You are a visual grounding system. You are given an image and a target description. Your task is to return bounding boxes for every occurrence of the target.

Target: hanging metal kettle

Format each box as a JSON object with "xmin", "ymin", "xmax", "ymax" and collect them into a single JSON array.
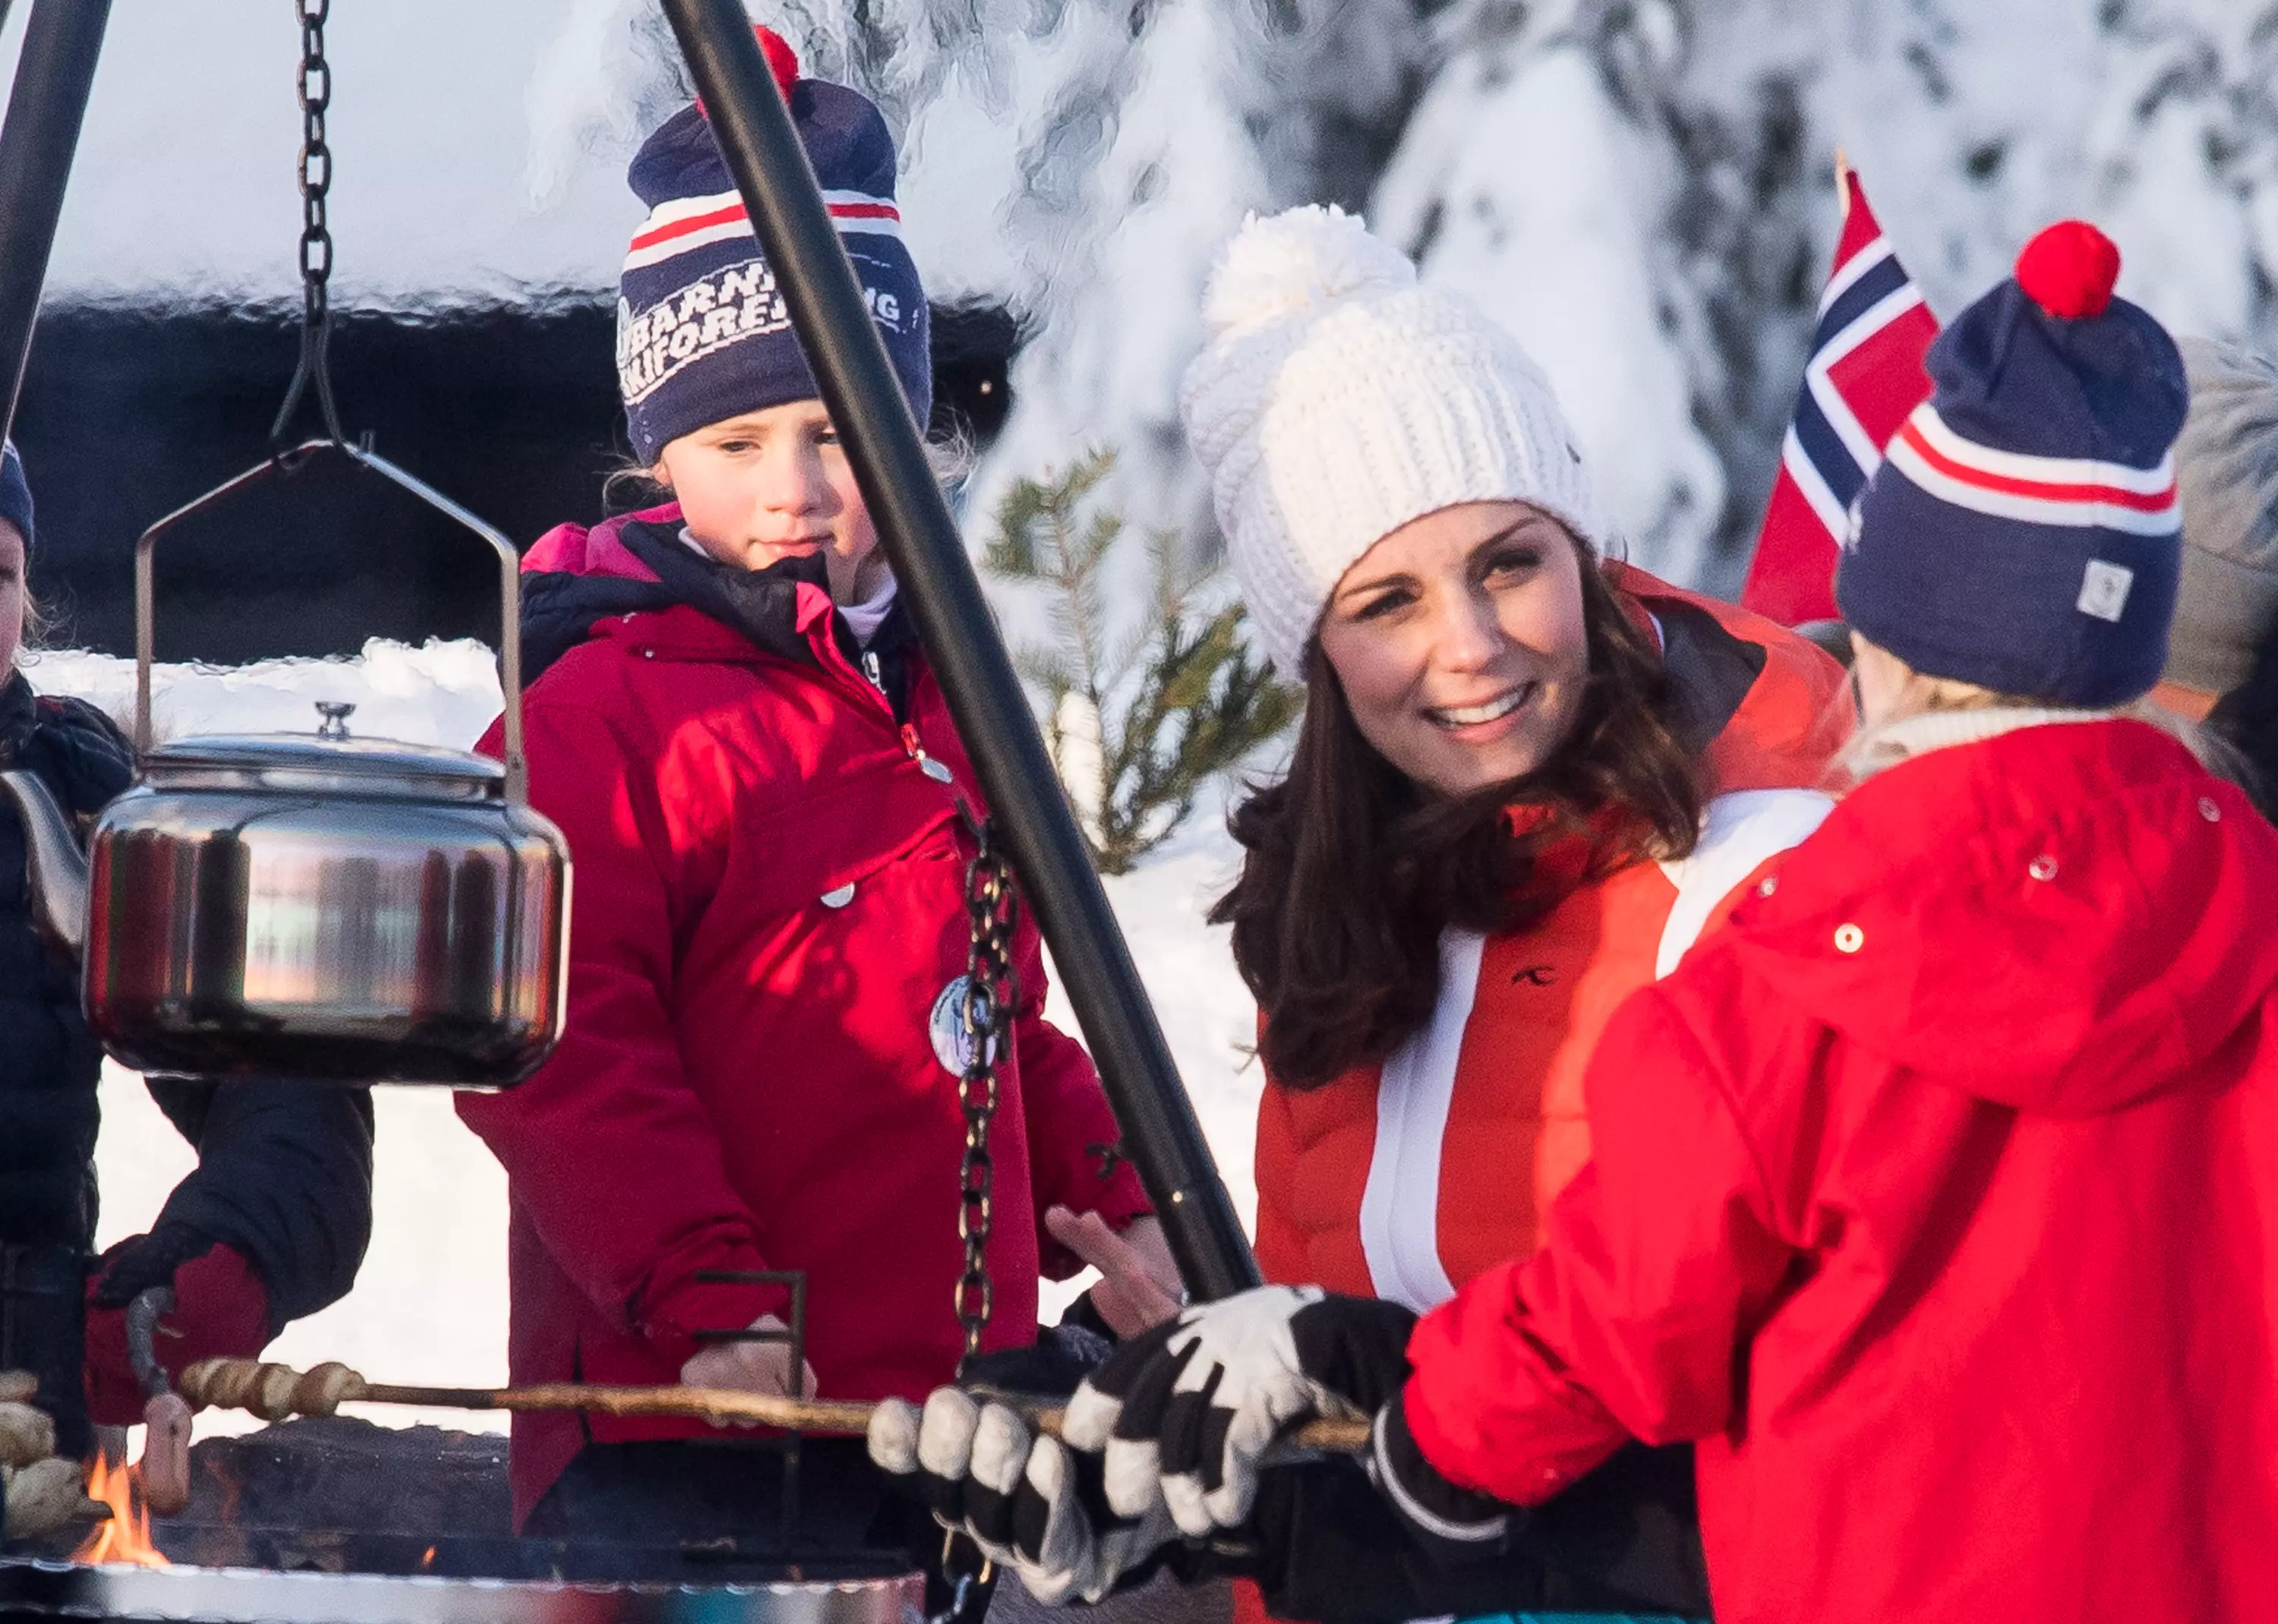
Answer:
[{"xmin": 0, "ymin": 444, "xmax": 569, "ymax": 1087}]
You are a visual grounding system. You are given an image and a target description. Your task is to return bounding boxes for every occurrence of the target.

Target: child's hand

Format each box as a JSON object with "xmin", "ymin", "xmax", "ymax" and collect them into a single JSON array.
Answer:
[
  {"xmin": 678, "ymin": 1316, "xmax": 819, "ymax": 1414},
  {"xmin": 1045, "ymin": 1207, "xmax": 1183, "ymax": 1337}
]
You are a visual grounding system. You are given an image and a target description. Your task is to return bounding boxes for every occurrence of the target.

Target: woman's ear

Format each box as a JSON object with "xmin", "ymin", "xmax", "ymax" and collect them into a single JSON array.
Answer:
[{"xmin": 648, "ymin": 457, "xmax": 674, "ymax": 491}]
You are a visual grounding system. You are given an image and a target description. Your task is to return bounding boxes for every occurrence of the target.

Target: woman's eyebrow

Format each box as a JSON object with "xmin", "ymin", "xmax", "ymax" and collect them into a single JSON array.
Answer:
[
  {"xmin": 1472, "ymin": 517, "xmax": 1546, "ymax": 556},
  {"xmin": 1333, "ymin": 569, "xmax": 1414, "ymax": 605}
]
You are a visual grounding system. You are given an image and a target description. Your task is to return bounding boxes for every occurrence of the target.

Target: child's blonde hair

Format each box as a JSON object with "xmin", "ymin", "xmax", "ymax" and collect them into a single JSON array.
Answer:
[{"xmin": 1841, "ymin": 645, "xmax": 2251, "ymax": 790}]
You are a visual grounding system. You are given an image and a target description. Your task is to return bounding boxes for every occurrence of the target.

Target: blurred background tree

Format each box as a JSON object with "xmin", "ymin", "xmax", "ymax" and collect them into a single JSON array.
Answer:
[{"xmin": 986, "ymin": 449, "xmax": 1297, "ymax": 874}]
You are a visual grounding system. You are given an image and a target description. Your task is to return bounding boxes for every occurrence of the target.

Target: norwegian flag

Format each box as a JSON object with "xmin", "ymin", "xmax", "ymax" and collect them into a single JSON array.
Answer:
[{"xmin": 1740, "ymin": 159, "xmax": 1941, "ymax": 625}]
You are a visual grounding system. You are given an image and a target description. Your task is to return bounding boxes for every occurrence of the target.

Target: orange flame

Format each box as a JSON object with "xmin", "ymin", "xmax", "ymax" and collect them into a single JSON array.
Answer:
[{"xmin": 71, "ymin": 1453, "xmax": 172, "ymax": 1569}]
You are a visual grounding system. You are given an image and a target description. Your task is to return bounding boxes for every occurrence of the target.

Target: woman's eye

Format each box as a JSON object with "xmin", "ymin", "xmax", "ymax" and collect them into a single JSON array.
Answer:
[
  {"xmin": 1484, "ymin": 544, "xmax": 1543, "ymax": 580},
  {"xmin": 815, "ymin": 427, "xmax": 842, "ymax": 448},
  {"xmin": 715, "ymin": 439, "xmax": 757, "ymax": 456},
  {"xmin": 1350, "ymin": 588, "xmax": 1413, "ymax": 621}
]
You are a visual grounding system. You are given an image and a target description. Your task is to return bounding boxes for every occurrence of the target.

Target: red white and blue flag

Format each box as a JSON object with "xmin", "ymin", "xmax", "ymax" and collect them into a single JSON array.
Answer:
[{"xmin": 1740, "ymin": 159, "xmax": 1940, "ymax": 626}]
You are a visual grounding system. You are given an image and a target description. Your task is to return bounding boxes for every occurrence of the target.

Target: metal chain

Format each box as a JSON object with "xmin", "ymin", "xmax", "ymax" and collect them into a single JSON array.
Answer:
[
  {"xmin": 954, "ymin": 819, "xmax": 1020, "ymax": 1371},
  {"xmin": 270, "ymin": 0, "xmax": 345, "ymax": 449}
]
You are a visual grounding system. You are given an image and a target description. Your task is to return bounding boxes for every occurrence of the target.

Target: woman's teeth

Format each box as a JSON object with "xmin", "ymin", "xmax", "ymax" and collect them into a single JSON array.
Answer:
[{"xmin": 1428, "ymin": 687, "xmax": 1527, "ymax": 728}]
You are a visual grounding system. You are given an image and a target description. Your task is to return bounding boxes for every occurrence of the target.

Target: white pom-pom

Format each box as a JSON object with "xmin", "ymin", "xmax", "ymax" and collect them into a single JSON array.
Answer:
[{"xmin": 1202, "ymin": 204, "xmax": 1415, "ymax": 341}]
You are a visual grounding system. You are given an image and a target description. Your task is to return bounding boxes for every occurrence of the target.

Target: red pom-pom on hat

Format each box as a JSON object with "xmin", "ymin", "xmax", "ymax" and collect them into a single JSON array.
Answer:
[
  {"xmin": 696, "ymin": 24, "xmax": 799, "ymax": 118},
  {"xmin": 2015, "ymin": 220, "xmax": 2120, "ymax": 320},
  {"xmin": 754, "ymin": 25, "xmax": 800, "ymax": 100}
]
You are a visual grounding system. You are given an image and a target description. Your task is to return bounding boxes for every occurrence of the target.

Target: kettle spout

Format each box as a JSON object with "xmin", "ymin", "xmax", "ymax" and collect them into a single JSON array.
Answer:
[{"xmin": 0, "ymin": 768, "xmax": 90, "ymax": 960}]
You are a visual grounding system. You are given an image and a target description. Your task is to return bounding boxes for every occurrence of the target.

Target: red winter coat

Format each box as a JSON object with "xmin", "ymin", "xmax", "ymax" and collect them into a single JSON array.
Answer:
[
  {"xmin": 457, "ymin": 507, "xmax": 1149, "ymax": 1522},
  {"xmin": 1403, "ymin": 717, "xmax": 2278, "ymax": 1624}
]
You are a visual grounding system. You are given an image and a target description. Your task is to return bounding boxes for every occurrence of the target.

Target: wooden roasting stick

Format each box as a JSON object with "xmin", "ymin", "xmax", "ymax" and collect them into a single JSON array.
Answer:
[{"xmin": 178, "ymin": 1357, "xmax": 1373, "ymax": 1456}]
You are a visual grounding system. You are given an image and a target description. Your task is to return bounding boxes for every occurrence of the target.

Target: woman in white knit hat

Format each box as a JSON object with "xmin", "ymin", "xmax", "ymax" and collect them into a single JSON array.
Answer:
[
  {"xmin": 1196, "ymin": 204, "xmax": 1844, "ymax": 1356},
  {"xmin": 872, "ymin": 205, "xmax": 1845, "ymax": 1617}
]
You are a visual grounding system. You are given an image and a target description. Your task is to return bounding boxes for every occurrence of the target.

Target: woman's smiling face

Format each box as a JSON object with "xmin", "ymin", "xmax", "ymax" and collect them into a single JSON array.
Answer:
[{"xmin": 1314, "ymin": 501, "xmax": 1592, "ymax": 798}]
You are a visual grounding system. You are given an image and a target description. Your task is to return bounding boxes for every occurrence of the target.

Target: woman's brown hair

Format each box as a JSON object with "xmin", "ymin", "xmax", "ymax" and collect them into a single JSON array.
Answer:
[{"xmin": 1212, "ymin": 547, "xmax": 1704, "ymax": 1089}]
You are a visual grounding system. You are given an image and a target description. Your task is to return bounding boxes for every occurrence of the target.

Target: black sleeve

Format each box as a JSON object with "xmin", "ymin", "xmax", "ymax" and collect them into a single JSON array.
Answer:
[
  {"xmin": 139, "ymin": 1079, "xmax": 377, "ymax": 1330},
  {"xmin": 1178, "ymin": 1445, "xmax": 1709, "ymax": 1624}
]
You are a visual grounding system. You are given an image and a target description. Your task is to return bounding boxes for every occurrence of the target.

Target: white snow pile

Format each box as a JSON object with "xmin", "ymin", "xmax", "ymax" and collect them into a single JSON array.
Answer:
[{"xmin": 35, "ymin": 641, "xmax": 1263, "ymax": 1440}]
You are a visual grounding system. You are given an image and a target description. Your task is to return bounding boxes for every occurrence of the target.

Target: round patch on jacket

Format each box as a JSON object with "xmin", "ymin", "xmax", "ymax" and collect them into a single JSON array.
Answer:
[{"xmin": 929, "ymin": 976, "xmax": 1001, "ymax": 1077}]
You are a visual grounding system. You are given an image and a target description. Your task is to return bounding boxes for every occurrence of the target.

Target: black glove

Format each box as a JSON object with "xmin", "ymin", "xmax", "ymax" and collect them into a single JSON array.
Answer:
[
  {"xmin": 1365, "ymin": 1395, "xmax": 1511, "ymax": 1562},
  {"xmin": 1061, "ymin": 1285, "xmax": 1418, "ymax": 1536},
  {"xmin": 1191, "ymin": 1445, "xmax": 1709, "ymax": 1624}
]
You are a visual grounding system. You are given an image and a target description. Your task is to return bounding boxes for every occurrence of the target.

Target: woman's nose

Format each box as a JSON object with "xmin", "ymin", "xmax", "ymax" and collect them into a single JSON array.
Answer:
[{"xmin": 1430, "ymin": 588, "xmax": 1506, "ymax": 671}]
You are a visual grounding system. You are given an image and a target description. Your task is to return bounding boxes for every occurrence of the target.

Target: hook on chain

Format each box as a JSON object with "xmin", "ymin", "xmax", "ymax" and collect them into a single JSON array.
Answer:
[{"xmin": 270, "ymin": 0, "xmax": 346, "ymax": 460}]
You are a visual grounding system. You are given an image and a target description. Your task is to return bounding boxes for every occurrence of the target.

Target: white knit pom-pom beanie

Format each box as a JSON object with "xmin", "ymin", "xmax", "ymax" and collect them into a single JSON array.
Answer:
[{"xmin": 1181, "ymin": 204, "xmax": 1610, "ymax": 676}]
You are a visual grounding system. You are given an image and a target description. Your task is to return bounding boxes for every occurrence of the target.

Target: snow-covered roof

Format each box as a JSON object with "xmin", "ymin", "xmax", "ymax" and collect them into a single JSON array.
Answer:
[{"xmin": 11, "ymin": 1, "xmax": 629, "ymax": 306}]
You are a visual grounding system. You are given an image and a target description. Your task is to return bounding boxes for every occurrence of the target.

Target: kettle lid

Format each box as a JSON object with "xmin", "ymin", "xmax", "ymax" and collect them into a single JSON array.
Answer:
[{"xmin": 144, "ymin": 733, "xmax": 504, "ymax": 796}]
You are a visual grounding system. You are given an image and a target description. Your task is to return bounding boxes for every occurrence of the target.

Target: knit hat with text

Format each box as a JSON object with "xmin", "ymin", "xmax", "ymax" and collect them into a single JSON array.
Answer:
[
  {"xmin": 616, "ymin": 27, "xmax": 929, "ymax": 464},
  {"xmin": 1180, "ymin": 205, "xmax": 1610, "ymax": 676},
  {"xmin": 1837, "ymin": 220, "xmax": 2188, "ymax": 707},
  {"xmin": 0, "ymin": 442, "xmax": 32, "ymax": 553}
]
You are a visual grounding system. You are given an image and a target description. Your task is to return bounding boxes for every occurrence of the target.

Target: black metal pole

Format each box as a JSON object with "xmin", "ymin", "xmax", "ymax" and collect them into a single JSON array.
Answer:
[
  {"xmin": 0, "ymin": 0, "xmax": 113, "ymax": 446},
  {"xmin": 658, "ymin": 0, "xmax": 1259, "ymax": 1302}
]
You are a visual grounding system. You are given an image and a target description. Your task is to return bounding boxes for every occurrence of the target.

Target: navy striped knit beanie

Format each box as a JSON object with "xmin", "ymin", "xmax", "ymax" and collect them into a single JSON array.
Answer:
[
  {"xmin": 1837, "ymin": 221, "xmax": 2189, "ymax": 707},
  {"xmin": 616, "ymin": 28, "xmax": 929, "ymax": 464},
  {"xmin": 0, "ymin": 442, "xmax": 31, "ymax": 553}
]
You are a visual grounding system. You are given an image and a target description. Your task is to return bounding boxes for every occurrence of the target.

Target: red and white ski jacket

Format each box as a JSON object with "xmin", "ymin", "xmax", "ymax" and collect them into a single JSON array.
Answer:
[
  {"xmin": 1253, "ymin": 569, "xmax": 1849, "ymax": 1307},
  {"xmin": 1404, "ymin": 717, "xmax": 2278, "ymax": 1623},
  {"xmin": 456, "ymin": 506, "xmax": 1149, "ymax": 1522}
]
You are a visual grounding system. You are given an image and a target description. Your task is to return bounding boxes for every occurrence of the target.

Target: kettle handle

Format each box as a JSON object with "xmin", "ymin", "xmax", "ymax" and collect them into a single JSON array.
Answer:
[{"xmin": 133, "ymin": 439, "xmax": 530, "ymax": 805}]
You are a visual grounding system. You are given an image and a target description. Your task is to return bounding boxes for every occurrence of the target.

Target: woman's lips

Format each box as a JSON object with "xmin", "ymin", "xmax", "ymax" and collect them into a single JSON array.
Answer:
[{"xmin": 1425, "ymin": 683, "xmax": 1532, "ymax": 733}]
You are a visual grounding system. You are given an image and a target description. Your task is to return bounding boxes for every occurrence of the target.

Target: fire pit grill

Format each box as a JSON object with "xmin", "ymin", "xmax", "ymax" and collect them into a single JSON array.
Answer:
[
  {"xmin": 0, "ymin": 1558, "xmax": 920, "ymax": 1624},
  {"xmin": 0, "ymin": 1417, "xmax": 926, "ymax": 1624}
]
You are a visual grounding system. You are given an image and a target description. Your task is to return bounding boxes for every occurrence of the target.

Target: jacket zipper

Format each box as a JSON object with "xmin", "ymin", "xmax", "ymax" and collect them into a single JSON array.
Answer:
[{"xmin": 828, "ymin": 625, "xmax": 942, "ymax": 779}]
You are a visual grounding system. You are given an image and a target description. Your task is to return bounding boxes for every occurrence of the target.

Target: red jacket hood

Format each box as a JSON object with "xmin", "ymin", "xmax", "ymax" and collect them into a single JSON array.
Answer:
[{"xmin": 1728, "ymin": 718, "xmax": 2278, "ymax": 1116}]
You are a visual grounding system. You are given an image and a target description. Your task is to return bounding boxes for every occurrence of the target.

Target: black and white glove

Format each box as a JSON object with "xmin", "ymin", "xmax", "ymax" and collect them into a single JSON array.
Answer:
[
  {"xmin": 1061, "ymin": 1285, "xmax": 1421, "ymax": 1537},
  {"xmin": 867, "ymin": 1389, "xmax": 1178, "ymax": 1604}
]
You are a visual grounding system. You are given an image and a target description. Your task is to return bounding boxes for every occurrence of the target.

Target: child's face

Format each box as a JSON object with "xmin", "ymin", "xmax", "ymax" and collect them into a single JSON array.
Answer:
[
  {"xmin": 651, "ymin": 400, "xmax": 884, "ymax": 603},
  {"xmin": 0, "ymin": 521, "xmax": 23, "ymax": 680}
]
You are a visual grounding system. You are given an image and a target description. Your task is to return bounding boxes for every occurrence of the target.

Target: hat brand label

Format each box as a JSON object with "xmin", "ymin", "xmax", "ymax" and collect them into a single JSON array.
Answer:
[
  {"xmin": 617, "ymin": 261, "xmax": 793, "ymax": 406},
  {"xmin": 2076, "ymin": 559, "xmax": 2134, "ymax": 623}
]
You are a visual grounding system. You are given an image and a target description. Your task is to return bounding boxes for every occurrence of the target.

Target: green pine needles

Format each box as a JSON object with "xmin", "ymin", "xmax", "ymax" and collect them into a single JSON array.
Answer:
[{"xmin": 986, "ymin": 449, "xmax": 1298, "ymax": 875}]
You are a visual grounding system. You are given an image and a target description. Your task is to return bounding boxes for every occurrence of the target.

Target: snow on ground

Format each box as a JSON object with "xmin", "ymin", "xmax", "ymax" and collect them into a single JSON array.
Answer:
[{"xmin": 28, "ymin": 639, "xmax": 1264, "ymax": 1442}]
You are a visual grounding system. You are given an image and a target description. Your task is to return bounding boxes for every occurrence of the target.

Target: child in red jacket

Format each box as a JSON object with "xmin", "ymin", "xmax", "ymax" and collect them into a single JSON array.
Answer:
[
  {"xmin": 900, "ymin": 225, "xmax": 2278, "ymax": 1624},
  {"xmin": 453, "ymin": 33, "xmax": 1172, "ymax": 1571}
]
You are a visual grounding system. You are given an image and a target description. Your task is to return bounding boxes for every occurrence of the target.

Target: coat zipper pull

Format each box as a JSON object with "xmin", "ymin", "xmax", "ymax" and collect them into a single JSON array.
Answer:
[
  {"xmin": 904, "ymin": 722, "xmax": 954, "ymax": 784},
  {"xmin": 863, "ymin": 650, "xmax": 885, "ymax": 695}
]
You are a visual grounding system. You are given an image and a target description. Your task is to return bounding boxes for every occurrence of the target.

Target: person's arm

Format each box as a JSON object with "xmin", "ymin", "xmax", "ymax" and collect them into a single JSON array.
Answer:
[
  {"xmin": 1251, "ymin": 1078, "xmax": 1306, "ymax": 1284},
  {"xmin": 84, "ymin": 1081, "xmax": 374, "ymax": 1425},
  {"xmin": 125, "ymin": 1080, "xmax": 375, "ymax": 1328},
  {"xmin": 454, "ymin": 702, "xmax": 782, "ymax": 1365},
  {"xmin": 1401, "ymin": 961, "xmax": 1806, "ymax": 1508}
]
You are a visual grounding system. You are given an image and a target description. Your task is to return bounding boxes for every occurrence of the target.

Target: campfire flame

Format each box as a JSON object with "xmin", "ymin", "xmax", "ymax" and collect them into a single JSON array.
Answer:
[{"xmin": 71, "ymin": 1452, "xmax": 172, "ymax": 1569}]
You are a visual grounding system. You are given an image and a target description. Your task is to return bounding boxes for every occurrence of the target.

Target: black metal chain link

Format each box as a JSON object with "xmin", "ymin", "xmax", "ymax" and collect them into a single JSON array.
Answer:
[
  {"xmin": 270, "ymin": 0, "xmax": 345, "ymax": 449},
  {"xmin": 954, "ymin": 820, "xmax": 1020, "ymax": 1372}
]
